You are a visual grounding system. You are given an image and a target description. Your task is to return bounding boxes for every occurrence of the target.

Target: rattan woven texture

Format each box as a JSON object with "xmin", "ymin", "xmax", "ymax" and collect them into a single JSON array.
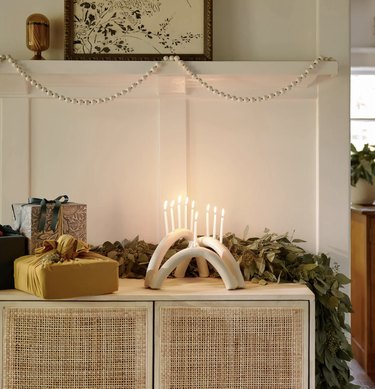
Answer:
[
  {"xmin": 3, "ymin": 307, "xmax": 148, "ymax": 389},
  {"xmin": 159, "ymin": 306, "xmax": 304, "ymax": 389}
]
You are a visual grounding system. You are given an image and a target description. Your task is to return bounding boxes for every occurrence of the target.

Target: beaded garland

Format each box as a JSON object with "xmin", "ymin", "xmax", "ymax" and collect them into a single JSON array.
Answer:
[{"xmin": 0, "ymin": 54, "xmax": 332, "ymax": 106}]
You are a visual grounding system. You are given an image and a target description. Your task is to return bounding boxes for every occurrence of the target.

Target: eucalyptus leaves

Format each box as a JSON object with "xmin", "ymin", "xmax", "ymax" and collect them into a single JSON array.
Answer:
[{"xmin": 91, "ymin": 229, "xmax": 358, "ymax": 389}]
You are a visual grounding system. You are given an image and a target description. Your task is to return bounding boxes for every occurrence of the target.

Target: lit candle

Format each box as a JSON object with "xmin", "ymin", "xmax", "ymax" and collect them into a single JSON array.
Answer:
[
  {"xmin": 219, "ymin": 208, "xmax": 225, "ymax": 243},
  {"xmin": 193, "ymin": 211, "xmax": 198, "ymax": 247},
  {"xmin": 205, "ymin": 204, "xmax": 210, "ymax": 236},
  {"xmin": 177, "ymin": 195, "xmax": 182, "ymax": 229},
  {"xmin": 170, "ymin": 200, "xmax": 175, "ymax": 231},
  {"xmin": 190, "ymin": 200, "xmax": 195, "ymax": 230},
  {"xmin": 212, "ymin": 206, "xmax": 217, "ymax": 239},
  {"xmin": 163, "ymin": 200, "xmax": 169, "ymax": 235},
  {"xmin": 184, "ymin": 197, "xmax": 189, "ymax": 229}
]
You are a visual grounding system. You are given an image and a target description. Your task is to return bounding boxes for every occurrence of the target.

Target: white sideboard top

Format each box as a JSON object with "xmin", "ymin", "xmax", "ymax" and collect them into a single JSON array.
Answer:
[{"xmin": 0, "ymin": 278, "xmax": 314, "ymax": 302}]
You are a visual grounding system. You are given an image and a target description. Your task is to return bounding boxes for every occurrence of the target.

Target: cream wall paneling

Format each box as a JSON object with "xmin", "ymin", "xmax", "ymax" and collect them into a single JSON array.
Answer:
[
  {"xmin": 0, "ymin": 59, "xmax": 338, "ymax": 244},
  {"xmin": 0, "ymin": 278, "xmax": 315, "ymax": 389},
  {"xmin": 0, "ymin": 0, "xmax": 349, "ymax": 279},
  {"xmin": 316, "ymin": 0, "xmax": 350, "ymax": 279}
]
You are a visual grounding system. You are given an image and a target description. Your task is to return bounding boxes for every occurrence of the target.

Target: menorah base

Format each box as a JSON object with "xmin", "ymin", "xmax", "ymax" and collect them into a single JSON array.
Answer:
[{"xmin": 145, "ymin": 230, "xmax": 244, "ymax": 290}]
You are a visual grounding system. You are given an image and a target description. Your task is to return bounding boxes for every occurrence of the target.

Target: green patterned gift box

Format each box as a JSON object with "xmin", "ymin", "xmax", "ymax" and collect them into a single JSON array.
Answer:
[{"xmin": 12, "ymin": 197, "xmax": 87, "ymax": 255}]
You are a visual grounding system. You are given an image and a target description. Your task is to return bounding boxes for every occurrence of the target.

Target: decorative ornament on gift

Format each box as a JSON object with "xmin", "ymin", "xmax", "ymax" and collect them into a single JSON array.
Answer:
[{"xmin": 145, "ymin": 196, "xmax": 244, "ymax": 290}]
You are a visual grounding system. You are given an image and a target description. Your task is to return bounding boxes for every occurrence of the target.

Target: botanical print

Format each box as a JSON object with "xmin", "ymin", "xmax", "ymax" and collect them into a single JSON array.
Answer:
[{"xmin": 72, "ymin": 0, "xmax": 204, "ymax": 55}]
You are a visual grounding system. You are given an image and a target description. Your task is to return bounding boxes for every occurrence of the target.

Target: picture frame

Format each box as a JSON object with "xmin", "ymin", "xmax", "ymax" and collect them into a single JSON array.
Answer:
[{"xmin": 64, "ymin": 0, "xmax": 212, "ymax": 61}]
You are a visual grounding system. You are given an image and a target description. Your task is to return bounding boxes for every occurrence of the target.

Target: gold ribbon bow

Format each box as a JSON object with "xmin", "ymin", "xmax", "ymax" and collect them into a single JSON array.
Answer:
[{"xmin": 36, "ymin": 234, "xmax": 107, "ymax": 267}]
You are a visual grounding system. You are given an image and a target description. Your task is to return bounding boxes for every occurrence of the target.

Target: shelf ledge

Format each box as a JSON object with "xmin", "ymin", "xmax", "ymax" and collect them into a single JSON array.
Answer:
[{"xmin": 0, "ymin": 60, "xmax": 338, "ymax": 98}]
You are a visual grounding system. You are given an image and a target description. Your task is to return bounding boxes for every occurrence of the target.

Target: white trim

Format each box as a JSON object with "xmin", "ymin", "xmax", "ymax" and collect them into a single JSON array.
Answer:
[{"xmin": 0, "ymin": 98, "xmax": 30, "ymax": 223}]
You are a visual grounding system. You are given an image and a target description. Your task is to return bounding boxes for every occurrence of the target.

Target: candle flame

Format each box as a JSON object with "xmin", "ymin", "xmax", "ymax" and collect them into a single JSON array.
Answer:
[
  {"xmin": 185, "ymin": 197, "xmax": 189, "ymax": 205},
  {"xmin": 170, "ymin": 200, "xmax": 175, "ymax": 208},
  {"xmin": 192, "ymin": 200, "xmax": 195, "ymax": 208},
  {"xmin": 178, "ymin": 195, "xmax": 182, "ymax": 204},
  {"xmin": 214, "ymin": 206, "xmax": 217, "ymax": 214},
  {"xmin": 163, "ymin": 200, "xmax": 168, "ymax": 210},
  {"xmin": 206, "ymin": 204, "xmax": 210, "ymax": 212},
  {"xmin": 195, "ymin": 211, "xmax": 199, "ymax": 220},
  {"xmin": 221, "ymin": 208, "xmax": 225, "ymax": 217}
]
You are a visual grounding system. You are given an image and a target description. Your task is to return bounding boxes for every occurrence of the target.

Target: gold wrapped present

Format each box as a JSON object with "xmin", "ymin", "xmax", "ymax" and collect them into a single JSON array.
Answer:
[{"xmin": 14, "ymin": 235, "xmax": 118, "ymax": 299}]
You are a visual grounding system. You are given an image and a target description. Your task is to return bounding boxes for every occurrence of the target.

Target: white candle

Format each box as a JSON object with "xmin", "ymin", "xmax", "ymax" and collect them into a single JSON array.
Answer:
[
  {"xmin": 163, "ymin": 200, "xmax": 169, "ymax": 235},
  {"xmin": 193, "ymin": 211, "xmax": 198, "ymax": 246},
  {"xmin": 190, "ymin": 200, "xmax": 195, "ymax": 230},
  {"xmin": 184, "ymin": 197, "xmax": 189, "ymax": 229},
  {"xmin": 219, "ymin": 208, "xmax": 225, "ymax": 243},
  {"xmin": 177, "ymin": 195, "xmax": 182, "ymax": 229},
  {"xmin": 170, "ymin": 200, "xmax": 175, "ymax": 231},
  {"xmin": 205, "ymin": 204, "xmax": 210, "ymax": 236},
  {"xmin": 212, "ymin": 206, "xmax": 217, "ymax": 239}
]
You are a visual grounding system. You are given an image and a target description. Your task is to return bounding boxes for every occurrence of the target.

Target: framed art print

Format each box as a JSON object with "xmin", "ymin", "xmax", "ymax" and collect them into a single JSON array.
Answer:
[{"xmin": 64, "ymin": 0, "xmax": 212, "ymax": 60}]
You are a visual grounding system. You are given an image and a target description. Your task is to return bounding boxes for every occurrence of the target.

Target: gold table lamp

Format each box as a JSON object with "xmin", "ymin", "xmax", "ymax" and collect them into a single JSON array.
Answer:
[{"xmin": 26, "ymin": 13, "xmax": 49, "ymax": 60}]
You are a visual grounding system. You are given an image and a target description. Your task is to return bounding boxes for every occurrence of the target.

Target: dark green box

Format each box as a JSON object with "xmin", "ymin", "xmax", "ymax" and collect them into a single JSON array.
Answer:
[{"xmin": 0, "ymin": 235, "xmax": 27, "ymax": 289}]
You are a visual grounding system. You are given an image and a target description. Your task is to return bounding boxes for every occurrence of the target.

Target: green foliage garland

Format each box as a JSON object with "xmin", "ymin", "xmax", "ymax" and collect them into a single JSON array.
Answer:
[{"xmin": 91, "ymin": 229, "xmax": 358, "ymax": 389}]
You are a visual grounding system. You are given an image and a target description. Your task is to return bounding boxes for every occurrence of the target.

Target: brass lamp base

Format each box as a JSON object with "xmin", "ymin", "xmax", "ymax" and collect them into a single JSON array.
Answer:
[{"xmin": 31, "ymin": 51, "xmax": 45, "ymax": 60}]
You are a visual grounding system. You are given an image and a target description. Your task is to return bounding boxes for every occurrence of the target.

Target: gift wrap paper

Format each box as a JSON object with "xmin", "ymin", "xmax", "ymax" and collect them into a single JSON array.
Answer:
[
  {"xmin": 14, "ymin": 235, "xmax": 118, "ymax": 299},
  {"xmin": 12, "ymin": 203, "xmax": 87, "ymax": 254}
]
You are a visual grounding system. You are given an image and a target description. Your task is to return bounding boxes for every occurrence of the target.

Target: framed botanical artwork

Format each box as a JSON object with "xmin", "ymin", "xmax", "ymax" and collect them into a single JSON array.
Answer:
[{"xmin": 64, "ymin": 0, "xmax": 212, "ymax": 60}]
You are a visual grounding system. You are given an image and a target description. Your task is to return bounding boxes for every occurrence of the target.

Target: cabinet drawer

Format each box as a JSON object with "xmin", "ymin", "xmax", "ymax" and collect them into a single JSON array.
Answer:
[
  {"xmin": 155, "ymin": 301, "xmax": 310, "ymax": 389},
  {"xmin": 1, "ymin": 301, "xmax": 153, "ymax": 389}
]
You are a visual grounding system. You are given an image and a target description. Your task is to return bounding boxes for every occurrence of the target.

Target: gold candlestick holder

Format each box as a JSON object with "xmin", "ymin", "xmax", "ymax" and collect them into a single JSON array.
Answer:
[{"xmin": 26, "ymin": 13, "xmax": 49, "ymax": 60}]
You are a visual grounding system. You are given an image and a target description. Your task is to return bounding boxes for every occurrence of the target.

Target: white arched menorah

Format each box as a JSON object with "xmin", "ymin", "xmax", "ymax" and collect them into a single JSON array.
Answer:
[{"xmin": 145, "ymin": 197, "xmax": 245, "ymax": 290}]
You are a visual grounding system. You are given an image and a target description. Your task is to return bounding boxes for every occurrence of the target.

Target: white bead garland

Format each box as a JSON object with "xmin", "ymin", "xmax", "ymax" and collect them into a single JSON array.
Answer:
[{"xmin": 0, "ymin": 54, "xmax": 332, "ymax": 105}]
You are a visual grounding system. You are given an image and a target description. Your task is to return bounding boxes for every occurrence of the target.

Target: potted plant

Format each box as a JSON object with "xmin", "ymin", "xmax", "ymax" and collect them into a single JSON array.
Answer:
[{"xmin": 351, "ymin": 143, "xmax": 375, "ymax": 204}]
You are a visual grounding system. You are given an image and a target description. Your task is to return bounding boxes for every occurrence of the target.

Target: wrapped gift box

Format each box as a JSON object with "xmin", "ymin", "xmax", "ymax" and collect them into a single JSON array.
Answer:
[
  {"xmin": 14, "ymin": 235, "xmax": 119, "ymax": 299},
  {"xmin": 12, "ymin": 202, "xmax": 87, "ymax": 254},
  {"xmin": 0, "ymin": 234, "xmax": 27, "ymax": 289}
]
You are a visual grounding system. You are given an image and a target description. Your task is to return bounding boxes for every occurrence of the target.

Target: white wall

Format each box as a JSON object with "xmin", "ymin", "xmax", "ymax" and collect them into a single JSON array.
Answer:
[
  {"xmin": 0, "ymin": 0, "xmax": 316, "ymax": 61},
  {"xmin": 188, "ymin": 99, "xmax": 316, "ymax": 243},
  {"xmin": 29, "ymin": 99, "xmax": 160, "ymax": 243},
  {"xmin": 351, "ymin": 0, "xmax": 375, "ymax": 48},
  {"xmin": 0, "ymin": 1, "xmax": 350, "ymax": 275}
]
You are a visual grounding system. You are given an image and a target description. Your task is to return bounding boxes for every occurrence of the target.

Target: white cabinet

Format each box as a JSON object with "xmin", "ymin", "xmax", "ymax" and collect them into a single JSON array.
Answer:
[{"xmin": 0, "ymin": 278, "xmax": 314, "ymax": 389}]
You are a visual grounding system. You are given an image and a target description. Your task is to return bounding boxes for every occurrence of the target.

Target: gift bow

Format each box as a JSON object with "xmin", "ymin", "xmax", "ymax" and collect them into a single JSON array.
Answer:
[
  {"xmin": 28, "ymin": 195, "xmax": 69, "ymax": 232},
  {"xmin": 36, "ymin": 234, "xmax": 107, "ymax": 267}
]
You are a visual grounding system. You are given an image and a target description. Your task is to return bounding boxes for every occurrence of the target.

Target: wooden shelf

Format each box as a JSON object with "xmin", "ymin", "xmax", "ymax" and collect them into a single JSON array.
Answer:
[{"xmin": 0, "ymin": 60, "xmax": 338, "ymax": 98}]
